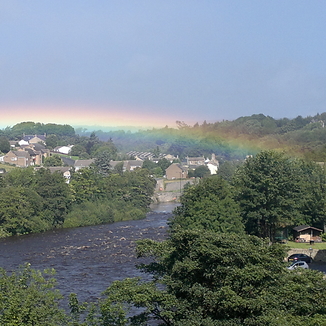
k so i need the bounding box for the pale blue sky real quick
[1,1,326,126]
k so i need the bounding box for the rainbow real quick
[0,103,295,159]
[0,103,190,130]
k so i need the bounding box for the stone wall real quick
[152,192,180,203]
[153,179,195,203]
[287,248,326,262]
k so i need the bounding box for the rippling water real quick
[0,202,179,303]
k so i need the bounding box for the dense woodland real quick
[0,165,156,237]
[75,112,326,161]
[2,118,326,324]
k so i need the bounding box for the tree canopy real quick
[97,230,326,325]
[171,176,244,235]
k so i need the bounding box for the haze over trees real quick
[74,112,326,161]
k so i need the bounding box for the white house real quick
[54,145,74,155]
[206,153,219,175]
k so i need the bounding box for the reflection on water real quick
[0,203,179,302]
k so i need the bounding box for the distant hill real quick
[74,113,326,161]
[3,113,326,161]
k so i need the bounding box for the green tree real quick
[33,168,72,226]
[0,264,67,325]
[93,151,113,176]
[0,136,10,153]
[157,158,172,175]
[99,230,326,325]
[233,151,302,240]
[0,186,45,236]
[92,140,117,159]
[193,165,210,178]
[44,154,63,167]
[170,176,244,234]
[295,160,326,231]
[142,159,157,171]
[4,166,36,188]
[45,134,58,149]
[69,168,102,203]
[85,132,100,155]
[217,160,243,182]
[112,161,124,175]
[70,144,87,157]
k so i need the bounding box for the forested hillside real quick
[76,113,326,161]
[2,114,326,161]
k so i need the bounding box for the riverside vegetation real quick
[0,166,156,238]
[1,150,326,325]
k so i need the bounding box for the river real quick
[0,202,178,303]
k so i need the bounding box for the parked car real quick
[287,261,309,270]
[288,253,312,263]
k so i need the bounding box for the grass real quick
[0,163,18,172]
[58,154,79,160]
[286,241,326,250]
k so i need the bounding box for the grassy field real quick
[286,241,326,250]
[0,163,18,172]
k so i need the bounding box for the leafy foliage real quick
[98,230,326,325]
[170,176,244,234]
[233,151,303,240]
[44,154,63,167]
[233,151,326,240]
[0,264,67,325]
[0,136,10,153]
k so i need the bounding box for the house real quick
[206,162,219,175]
[47,167,71,183]
[9,141,18,148]
[186,156,205,166]
[53,145,74,155]
[3,150,30,167]
[22,134,46,144]
[126,151,170,161]
[3,142,51,167]
[293,225,323,243]
[110,160,129,172]
[163,154,178,162]
[61,156,76,166]
[74,159,95,171]
[19,143,50,166]
[165,163,188,180]
[126,160,143,171]
[109,160,145,172]
[206,153,219,175]
[24,148,43,165]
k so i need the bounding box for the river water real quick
[0,202,178,303]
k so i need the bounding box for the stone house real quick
[165,163,188,180]
[186,156,206,166]
[3,150,30,167]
